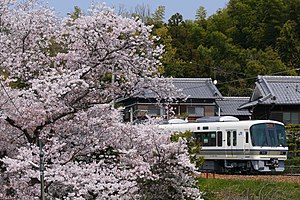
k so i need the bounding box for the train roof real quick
[195,116,239,122]
[160,119,284,126]
[159,118,285,132]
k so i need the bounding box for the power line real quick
[178,68,300,91]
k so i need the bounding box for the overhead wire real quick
[177,68,300,91]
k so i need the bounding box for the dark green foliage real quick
[276,20,300,68]
[147,5,165,28]
[170,131,204,168]
[286,124,300,157]
[284,125,300,173]
[46,38,68,57]
[68,6,83,20]
[285,157,300,167]
[0,68,9,80]
[164,63,186,77]
[149,0,300,96]
[8,78,28,89]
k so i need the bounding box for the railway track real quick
[199,173,300,183]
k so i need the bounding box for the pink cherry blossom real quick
[0,1,202,199]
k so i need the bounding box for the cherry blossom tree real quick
[0,1,201,199]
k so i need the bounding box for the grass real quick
[197,178,300,200]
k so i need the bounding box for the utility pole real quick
[39,138,45,200]
[111,65,115,109]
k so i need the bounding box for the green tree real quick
[195,6,206,21]
[243,47,293,76]
[285,0,300,35]
[149,5,165,27]
[167,13,189,62]
[286,125,300,157]
[195,6,207,27]
[153,26,178,74]
[226,0,258,48]
[276,20,300,69]
[148,0,300,96]
[207,8,232,34]
[171,131,204,169]
[68,6,83,20]
[226,0,292,49]
[168,12,184,26]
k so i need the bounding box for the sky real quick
[46,0,229,20]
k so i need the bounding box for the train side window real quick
[233,131,237,146]
[246,132,249,143]
[195,132,216,146]
[217,131,222,147]
[227,131,231,146]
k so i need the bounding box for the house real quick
[118,78,223,122]
[239,75,300,124]
[216,97,251,120]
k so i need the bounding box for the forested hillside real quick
[147,0,300,96]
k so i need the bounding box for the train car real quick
[159,116,288,173]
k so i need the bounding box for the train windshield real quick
[250,123,287,147]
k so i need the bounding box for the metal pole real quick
[111,65,115,109]
[130,107,133,122]
[39,138,45,200]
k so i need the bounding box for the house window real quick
[269,112,282,122]
[148,106,160,116]
[283,112,290,123]
[187,106,204,116]
[283,112,300,124]
[291,113,299,124]
[187,107,195,115]
[270,112,300,124]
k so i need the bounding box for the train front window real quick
[275,124,287,147]
[250,123,287,147]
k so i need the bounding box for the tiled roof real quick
[217,97,251,116]
[133,78,222,99]
[239,76,300,109]
[172,78,222,99]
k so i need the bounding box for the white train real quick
[159,116,288,173]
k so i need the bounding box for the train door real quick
[243,129,251,158]
[225,129,237,158]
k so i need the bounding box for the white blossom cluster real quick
[0,0,202,199]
